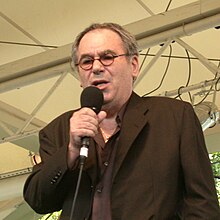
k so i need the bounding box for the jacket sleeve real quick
[23,111,80,214]
[179,102,220,219]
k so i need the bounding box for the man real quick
[23,23,220,219]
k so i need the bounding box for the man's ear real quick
[131,55,139,79]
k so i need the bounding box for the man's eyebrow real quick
[79,50,116,59]
[79,53,93,59]
[102,49,116,55]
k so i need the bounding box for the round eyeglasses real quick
[75,53,130,70]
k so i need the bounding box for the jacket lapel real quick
[112,92,150,180]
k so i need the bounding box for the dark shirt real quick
[92,109,125,220]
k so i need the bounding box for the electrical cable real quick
[184,49,192,87]
[139,53,220,63]
[139,51,220,99]
[214,61,220,91]
[193,77,215,106]
[69,157,85,220]
[142,45,172,97]
[139,48,151,71]
[165,0,173,12]
[0,40,58,49]
[174,49,192,102]
[193,61,220,106]
[215,76,220,91]
[0,11,49,51]
[176,86,185,101]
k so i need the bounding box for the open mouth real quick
[92,80,109,87]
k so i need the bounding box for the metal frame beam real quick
[0,0,219,93]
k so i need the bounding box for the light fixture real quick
[194,101,220,131]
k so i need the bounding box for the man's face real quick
[77,29,139,109]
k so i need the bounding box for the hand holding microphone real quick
[68,87,106,168]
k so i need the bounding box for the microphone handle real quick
[80,137,90,158]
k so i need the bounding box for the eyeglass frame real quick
[75,53,131,70]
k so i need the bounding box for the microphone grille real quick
[80,86,104,114]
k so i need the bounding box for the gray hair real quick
[71,22,139,71]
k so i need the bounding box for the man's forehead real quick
[79,29,122,45]
[78,29,124,54]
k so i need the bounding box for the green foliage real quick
[38,211,61,220]
[210,151,220,203]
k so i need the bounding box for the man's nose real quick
[92,59,104,73]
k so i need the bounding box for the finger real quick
[97,111,107,123]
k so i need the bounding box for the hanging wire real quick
[0,40,58,49]
[174,49,192,102]
[142,45,172,97]
[193,79,215,106]
[139,48,151,71]
[138,53,220,63]
[165,0,173,12]
[215,76,220,91]
[184,49,192,87]
[69,161,85,220]
[176,86,185,101]
[193,61,220,106]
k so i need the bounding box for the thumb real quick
[97,111,107,123]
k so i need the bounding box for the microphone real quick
[69,86,103,220]
[79,86,103,158]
